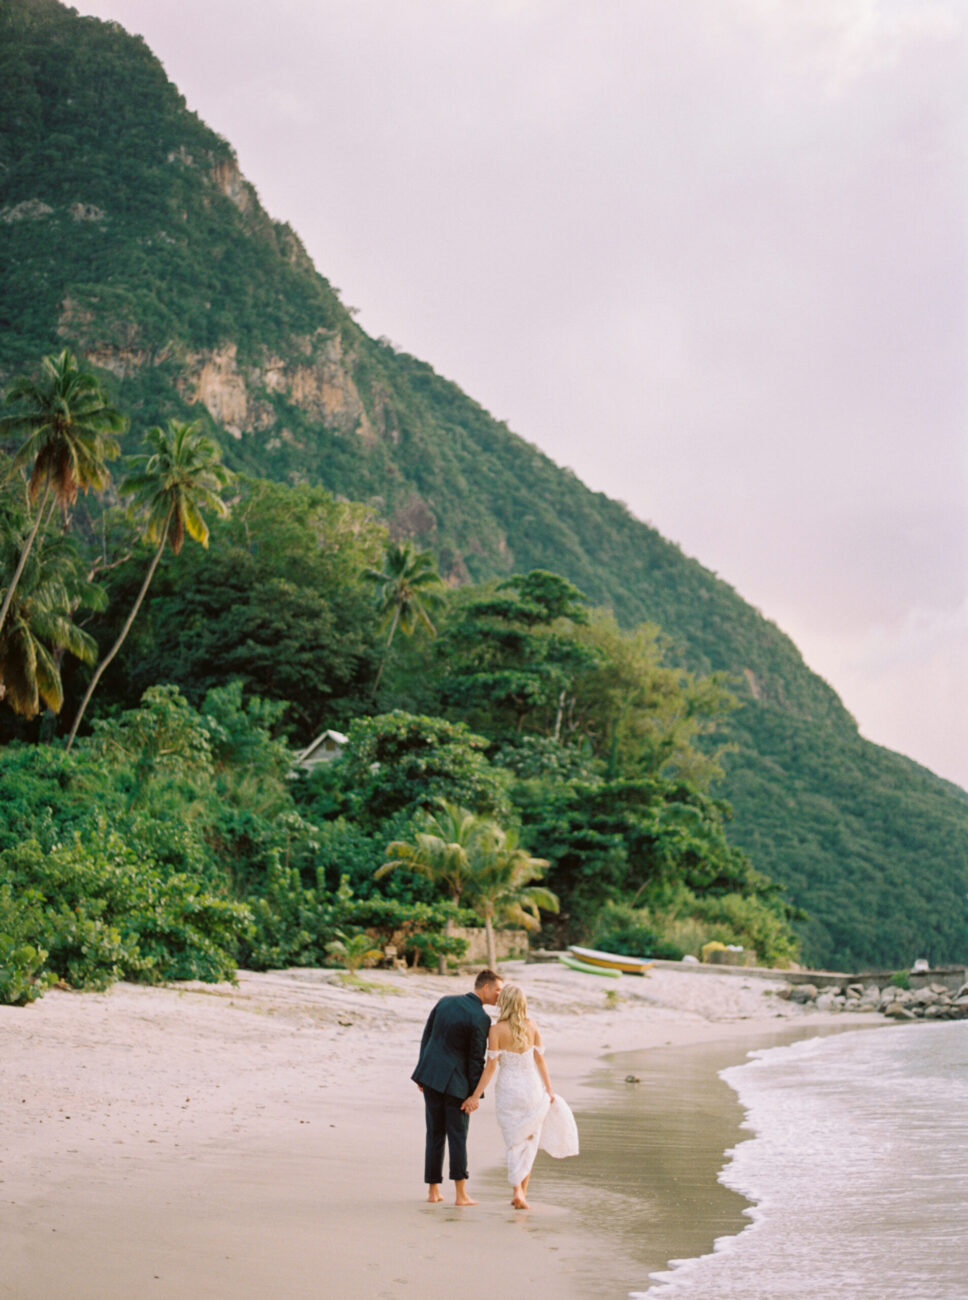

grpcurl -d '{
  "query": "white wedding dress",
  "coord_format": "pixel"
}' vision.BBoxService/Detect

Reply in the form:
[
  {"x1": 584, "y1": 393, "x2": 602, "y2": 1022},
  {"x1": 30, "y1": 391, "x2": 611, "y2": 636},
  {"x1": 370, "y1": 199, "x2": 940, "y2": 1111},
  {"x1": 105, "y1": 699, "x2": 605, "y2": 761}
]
[{"x1": 489, "y1": 1044, "x2": 579, "y2": 1186}]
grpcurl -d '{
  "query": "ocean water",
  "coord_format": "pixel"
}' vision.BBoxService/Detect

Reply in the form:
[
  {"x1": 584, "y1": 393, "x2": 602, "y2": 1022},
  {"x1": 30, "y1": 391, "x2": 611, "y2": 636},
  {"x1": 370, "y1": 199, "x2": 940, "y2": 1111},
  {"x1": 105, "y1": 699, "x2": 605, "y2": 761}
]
[{"x1": 635, "y1": 1022, "x2": 968, "y2": 1299}]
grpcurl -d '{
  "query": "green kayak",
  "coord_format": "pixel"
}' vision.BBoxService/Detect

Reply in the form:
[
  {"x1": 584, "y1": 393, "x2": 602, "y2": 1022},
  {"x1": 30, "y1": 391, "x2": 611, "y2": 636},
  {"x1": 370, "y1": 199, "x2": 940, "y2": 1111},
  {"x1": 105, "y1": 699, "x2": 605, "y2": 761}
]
[{"x1": 558, "y1": 953, "x2": 622, "y2": 978}]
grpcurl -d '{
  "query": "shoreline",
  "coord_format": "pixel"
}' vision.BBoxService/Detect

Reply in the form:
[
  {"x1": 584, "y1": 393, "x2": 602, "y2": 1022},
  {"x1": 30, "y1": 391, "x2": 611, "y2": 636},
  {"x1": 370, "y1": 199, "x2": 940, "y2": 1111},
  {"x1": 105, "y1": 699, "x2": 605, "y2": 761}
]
[
  {"x1": 0, "y1": 963, "x2": 888, "y2": 1298},
  {"x1": 565, "y1": 1020, "x2": 888, "y2": 1295},
  {"x1": 495, "y1": 1012, "x2": 886, "y2": 1296}
]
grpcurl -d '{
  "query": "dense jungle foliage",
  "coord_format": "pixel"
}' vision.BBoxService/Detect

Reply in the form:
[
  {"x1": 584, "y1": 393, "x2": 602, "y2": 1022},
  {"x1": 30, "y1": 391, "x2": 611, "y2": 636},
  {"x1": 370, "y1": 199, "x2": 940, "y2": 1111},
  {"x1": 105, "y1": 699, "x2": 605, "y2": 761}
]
[
  {"x1": 1, "y1": 0, "x2": 967, "y2": 993},
  {"x1": 0, "y1": 414, "x2": 805, "y2": 1001}
]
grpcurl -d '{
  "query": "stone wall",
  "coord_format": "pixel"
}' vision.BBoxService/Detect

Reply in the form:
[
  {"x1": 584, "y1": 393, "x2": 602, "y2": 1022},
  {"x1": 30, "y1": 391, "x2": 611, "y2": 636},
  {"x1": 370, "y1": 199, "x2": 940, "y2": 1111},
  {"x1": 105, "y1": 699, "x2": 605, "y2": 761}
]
[
  {"x1": 452, "y1": 927, "x2": 529, "y2": 964},
  {"x1": 784, "y1": 965, "x2": 968, "y2": 993}
]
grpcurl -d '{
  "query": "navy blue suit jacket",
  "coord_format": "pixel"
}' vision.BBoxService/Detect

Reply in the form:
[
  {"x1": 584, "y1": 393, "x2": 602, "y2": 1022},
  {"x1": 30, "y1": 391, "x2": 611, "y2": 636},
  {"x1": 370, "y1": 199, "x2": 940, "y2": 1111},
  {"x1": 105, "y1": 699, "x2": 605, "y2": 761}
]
[{"x1": 412, "y1": 991, "x2": 490, "y2": 1099}]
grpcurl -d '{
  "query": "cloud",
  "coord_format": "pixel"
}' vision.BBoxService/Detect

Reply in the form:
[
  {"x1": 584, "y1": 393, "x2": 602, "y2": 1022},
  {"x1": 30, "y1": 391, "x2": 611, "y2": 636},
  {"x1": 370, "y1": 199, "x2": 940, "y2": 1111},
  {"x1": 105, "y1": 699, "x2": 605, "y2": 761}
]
[
  {"x1": 852, "y1": 595, "x2": 968, "y2": 677},
  {"x1": 791, "y1": 593, "x2": 968, "y2": 783}
]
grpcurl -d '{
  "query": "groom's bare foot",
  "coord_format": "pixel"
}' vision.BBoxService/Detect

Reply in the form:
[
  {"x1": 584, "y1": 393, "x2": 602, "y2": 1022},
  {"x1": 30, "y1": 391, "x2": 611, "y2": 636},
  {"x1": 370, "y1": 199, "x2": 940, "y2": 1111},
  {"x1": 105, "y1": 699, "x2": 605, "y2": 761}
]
[
  {"x1": 454, "y1": 1179, "x2": 476, "y2": 1206},
  {"x1": 455, "y1": 1194, "x2": 477, "y2": 1206},
  {"x1": 426, "y1": 1185, "x2": 444, "y2": 1203}
]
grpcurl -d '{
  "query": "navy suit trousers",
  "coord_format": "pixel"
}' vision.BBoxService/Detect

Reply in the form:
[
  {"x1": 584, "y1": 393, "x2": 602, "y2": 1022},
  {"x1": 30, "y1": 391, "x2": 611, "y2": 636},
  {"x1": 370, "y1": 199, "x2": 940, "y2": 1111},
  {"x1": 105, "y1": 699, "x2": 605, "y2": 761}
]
[{"x1": 422, "y1": 1085, "x2": 470, "y2": 1183}]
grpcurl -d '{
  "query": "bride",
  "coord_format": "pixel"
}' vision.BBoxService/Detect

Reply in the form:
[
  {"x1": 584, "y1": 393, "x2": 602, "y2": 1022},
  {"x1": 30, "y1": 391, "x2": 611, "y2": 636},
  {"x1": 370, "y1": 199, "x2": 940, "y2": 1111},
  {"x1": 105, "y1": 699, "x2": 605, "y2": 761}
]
[{"x1": 462, "y1": 984, "x2": 579, "y2": 1208}]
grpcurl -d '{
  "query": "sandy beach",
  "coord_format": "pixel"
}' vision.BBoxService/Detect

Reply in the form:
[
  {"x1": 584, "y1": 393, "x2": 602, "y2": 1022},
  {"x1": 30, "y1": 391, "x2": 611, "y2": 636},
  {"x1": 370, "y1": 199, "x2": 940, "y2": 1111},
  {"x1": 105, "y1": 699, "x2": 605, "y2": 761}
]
[{"x1": 0, "y1": 961, "x2": 885, "y2": 1299}]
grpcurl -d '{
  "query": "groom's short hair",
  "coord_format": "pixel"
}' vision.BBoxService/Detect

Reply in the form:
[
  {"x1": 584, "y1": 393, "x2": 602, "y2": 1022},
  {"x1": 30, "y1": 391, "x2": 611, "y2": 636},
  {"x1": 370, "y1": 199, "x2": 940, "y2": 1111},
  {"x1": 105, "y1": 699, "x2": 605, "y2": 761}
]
[{"x1": 475, "y1": 969, "x2": 500, "y2": 990}]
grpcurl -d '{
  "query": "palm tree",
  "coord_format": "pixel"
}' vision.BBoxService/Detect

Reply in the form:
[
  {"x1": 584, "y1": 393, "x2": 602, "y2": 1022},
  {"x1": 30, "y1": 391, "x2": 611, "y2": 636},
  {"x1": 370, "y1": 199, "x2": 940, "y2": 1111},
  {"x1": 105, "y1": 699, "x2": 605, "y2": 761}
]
[
  {"x1": 0, "y1": 530, "x2": 104, "y2": 719},
  {"x1": 365, "y1": 541, "x2": 444, "y2": 693},
  {"x1": 65, "y1": 420, "x2": 231, "y2": 751},
  {"x1": 377, "y1": 802, "x2": 558, "y2": 970},
  {"x1": 325, "y1": 930, "x2": 384, "y2": 973},
  {"x1": 0, "y1": 350, "x2": 124, "y2": 635},
  {"x1": 377, "y1": 802, "x2": 491, "y2": 973},
  {"x1": 469, "y1": 827, "x2": 558, "y2": 969}
]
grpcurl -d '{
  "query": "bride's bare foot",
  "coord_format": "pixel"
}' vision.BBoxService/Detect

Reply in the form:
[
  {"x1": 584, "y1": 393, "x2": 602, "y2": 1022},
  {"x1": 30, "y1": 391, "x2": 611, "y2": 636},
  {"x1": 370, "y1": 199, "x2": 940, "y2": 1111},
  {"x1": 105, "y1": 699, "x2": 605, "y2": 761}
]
[{"x1": 511, "y1": 1195, "x2": 529, "y2": 1209}]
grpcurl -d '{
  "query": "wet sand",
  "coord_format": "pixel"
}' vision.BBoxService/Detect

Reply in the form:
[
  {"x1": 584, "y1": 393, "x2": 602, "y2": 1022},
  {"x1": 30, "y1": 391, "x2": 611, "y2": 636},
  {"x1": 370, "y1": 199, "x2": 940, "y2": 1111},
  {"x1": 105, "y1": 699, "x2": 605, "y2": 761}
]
[
  {"x1": 518, "y1": 1025, "x2": 868, "y2": 1295},
  {"x1": 0, "y1": 963, "x2": 885, "y2": 1299}
]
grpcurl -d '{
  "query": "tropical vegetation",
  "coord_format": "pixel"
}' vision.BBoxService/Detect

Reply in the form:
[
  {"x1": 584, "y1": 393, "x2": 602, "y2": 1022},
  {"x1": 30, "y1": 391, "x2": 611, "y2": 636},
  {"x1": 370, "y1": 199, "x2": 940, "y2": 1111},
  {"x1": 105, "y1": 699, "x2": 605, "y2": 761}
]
[
  {"x1": 0, "y1": 354, "x2": 806, "y2": 1001},
  {"x1": 1, "y1": 0, "x2": 966, "y2": 1002}
]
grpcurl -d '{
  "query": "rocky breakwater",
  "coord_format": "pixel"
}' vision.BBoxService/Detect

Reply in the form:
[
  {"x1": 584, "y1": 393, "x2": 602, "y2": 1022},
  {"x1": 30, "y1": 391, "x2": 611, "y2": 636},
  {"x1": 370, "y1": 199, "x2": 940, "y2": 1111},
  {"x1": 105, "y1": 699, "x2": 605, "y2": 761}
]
[{"x1": 780, "y1": 977, "x2": 968, "y2": 1021}]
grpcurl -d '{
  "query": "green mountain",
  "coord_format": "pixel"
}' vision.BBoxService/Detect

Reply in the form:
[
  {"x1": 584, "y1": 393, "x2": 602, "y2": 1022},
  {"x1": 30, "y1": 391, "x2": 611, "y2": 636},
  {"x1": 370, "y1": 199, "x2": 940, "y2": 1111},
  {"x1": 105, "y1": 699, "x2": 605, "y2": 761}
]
[{"x1": 2, "y1": 0, "x2": 966, "y2": 970}]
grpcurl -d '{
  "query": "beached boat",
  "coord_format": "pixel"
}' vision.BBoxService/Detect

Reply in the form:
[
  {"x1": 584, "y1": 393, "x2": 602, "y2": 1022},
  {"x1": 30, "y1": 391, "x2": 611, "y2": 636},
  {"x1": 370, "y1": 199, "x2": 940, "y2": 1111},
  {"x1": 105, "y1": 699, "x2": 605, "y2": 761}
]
[
  {"x1": 567, "y1": 945, "x2": 654, "y2": 976},
  {"x1": 558, "y1": 953, "x2": 622, "y2": 979}
]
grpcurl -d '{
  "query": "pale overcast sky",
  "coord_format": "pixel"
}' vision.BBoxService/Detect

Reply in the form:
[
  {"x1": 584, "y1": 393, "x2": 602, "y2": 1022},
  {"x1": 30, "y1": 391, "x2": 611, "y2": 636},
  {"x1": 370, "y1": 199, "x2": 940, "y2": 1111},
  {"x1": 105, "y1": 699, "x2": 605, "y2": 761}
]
[{"x1": 76, "y1": 0, "x2": 967, "y2": 789}]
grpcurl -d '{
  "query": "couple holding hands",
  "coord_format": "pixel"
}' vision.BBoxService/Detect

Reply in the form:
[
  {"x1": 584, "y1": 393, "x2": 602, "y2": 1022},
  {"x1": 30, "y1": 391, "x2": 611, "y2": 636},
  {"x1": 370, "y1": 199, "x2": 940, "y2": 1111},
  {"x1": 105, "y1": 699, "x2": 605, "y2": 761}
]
[{"x1": 413, "y1": 969, "x2": 579, "y2": 1209}]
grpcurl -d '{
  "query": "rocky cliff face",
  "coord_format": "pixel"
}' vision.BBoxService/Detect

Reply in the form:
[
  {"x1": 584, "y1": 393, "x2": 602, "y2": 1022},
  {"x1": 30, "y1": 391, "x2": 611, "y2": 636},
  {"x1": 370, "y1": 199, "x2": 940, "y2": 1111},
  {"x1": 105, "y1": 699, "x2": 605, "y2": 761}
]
[
  {"x1": 63, "y1": 325, "x2": 400, "y2": 453},
  {"x1": 173, "y1": 332, "x2": 386, "y2": 445},
  {"x1": 57, "y1": 301, "x2": 393, "y2": 454},
  {"x1": 40, "y1": 130, "x2": 402, "y2": 451}
]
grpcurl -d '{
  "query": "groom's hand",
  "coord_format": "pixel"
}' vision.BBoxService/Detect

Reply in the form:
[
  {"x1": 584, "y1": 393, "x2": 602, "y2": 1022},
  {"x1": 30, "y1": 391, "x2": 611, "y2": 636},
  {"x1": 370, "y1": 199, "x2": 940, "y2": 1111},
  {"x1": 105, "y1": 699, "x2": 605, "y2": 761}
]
[{"x1": 461, "y1": 1097, "x2": 479, "y2": 1113}]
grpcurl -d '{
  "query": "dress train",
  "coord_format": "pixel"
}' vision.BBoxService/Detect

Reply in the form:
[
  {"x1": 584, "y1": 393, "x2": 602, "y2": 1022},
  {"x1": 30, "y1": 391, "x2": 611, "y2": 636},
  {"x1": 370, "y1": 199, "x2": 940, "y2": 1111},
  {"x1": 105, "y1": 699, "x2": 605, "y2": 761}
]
[{"x1": 489, "y1": 1045, "x2": 579, "y2": 1186}]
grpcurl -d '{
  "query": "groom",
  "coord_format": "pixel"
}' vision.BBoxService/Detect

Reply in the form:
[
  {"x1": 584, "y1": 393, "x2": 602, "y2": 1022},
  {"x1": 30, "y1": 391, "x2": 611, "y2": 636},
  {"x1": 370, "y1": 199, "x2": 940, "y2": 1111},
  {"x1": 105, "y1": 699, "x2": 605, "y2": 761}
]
[{"x1": 412, "y1": 968, "x2": 503, "y2": 1205}]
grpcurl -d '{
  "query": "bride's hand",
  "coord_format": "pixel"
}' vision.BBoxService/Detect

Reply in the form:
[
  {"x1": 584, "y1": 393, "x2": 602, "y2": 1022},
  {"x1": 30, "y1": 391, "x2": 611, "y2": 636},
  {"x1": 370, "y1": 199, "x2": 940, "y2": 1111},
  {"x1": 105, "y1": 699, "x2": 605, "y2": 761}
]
[{"x1": 547, "y1": 1091, "x2": 555, "y2": 1103}]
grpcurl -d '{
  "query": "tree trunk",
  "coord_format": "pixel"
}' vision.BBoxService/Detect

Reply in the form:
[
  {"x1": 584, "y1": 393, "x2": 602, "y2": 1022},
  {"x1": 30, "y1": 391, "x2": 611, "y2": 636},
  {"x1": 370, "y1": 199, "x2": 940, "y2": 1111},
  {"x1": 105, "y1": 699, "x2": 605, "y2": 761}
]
[
  {"x1": 484, "y1": 913, "x2": 497, "y2": 970},
  {"x1": 439, "y1": 909, "x2": 452, "y2": 976},
  {"x1": 65, "y1": 517, "x2": 170, "y2": 752},
  {"x1": 0, "y1": 481, "x2": 52, "y2": 635},
  {"x1": 553, "y1": 689, "x2": 567, "y2": 742},
  {"x1": 371, "y1": 604, "x2": 401, "y2": 696}
]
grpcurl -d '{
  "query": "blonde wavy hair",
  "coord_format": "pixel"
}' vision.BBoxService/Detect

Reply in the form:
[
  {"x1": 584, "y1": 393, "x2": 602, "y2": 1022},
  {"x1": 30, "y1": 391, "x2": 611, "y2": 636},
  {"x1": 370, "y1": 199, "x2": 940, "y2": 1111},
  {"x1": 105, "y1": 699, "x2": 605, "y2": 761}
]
[{"x1": 497, "y1": 984, "x2": 530, "y2": 1050}]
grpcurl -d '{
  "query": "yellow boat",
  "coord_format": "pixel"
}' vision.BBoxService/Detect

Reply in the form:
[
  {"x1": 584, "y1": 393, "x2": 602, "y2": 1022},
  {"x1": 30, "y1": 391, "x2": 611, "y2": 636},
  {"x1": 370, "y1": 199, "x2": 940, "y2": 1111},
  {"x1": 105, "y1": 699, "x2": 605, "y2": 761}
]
[{"x1": 567, "y1": 945, "x2": 654, "y2": 976}]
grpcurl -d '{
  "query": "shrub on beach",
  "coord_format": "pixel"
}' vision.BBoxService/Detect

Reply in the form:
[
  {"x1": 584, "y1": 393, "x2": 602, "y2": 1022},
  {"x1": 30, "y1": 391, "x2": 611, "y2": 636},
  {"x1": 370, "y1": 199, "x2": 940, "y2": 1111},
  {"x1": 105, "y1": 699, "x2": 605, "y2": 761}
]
[
  {"x1": 590, "y1": 900, "x2": 685, "y2": 961},
  {"x1": 240, "y1": 863, "x2": 475, "y2": 973},
  {"x1": 324, "y1": 930, "x2": 383, "y2": 972},
  {"x1": 686, "y1": 890, "x2": 800, "y2": 968},
  {"x1": 400, "y1": 929, "x2": 470, "y2": 971},
  {"x1": 0, "y1": 835, "x2": 250, "y2": 994},
  {"x1": 589, "y1": 889, "x2": 800, "y2": 969},
  {"x1": 0, "y1": 883, "x2": 53, "y2": 1005}
]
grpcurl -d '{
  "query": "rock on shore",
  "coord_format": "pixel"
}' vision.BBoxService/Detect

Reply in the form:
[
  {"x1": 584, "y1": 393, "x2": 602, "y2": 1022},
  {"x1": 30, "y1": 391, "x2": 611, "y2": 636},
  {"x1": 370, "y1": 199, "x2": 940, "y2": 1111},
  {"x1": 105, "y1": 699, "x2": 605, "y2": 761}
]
[{"x1": 780, "y1": 979, "x2": 968, "y2": 1020}]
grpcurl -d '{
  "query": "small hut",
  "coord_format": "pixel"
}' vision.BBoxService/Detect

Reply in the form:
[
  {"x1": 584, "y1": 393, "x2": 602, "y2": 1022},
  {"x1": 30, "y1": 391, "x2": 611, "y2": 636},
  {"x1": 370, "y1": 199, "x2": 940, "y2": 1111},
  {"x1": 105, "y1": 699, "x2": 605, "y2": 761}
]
[{"x1": 295, "y1": 729, "x2": 349, "y2": 770}]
